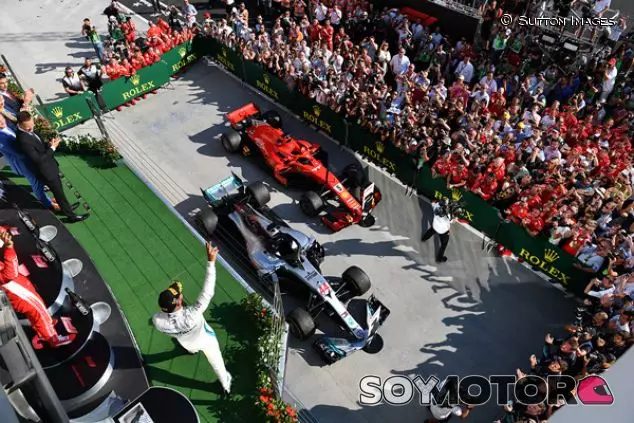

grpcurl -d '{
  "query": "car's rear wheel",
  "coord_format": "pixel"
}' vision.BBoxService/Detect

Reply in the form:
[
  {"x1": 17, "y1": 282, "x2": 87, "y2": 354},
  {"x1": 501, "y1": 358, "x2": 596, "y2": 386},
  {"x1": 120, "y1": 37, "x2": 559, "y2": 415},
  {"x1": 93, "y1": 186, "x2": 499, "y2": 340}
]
[
  {"x1": 246, "y1": 181, "x2": 270, "y2": 208},
  {"x1": 299, "y1": 191, "x2": 324, "y2": 217},
  {"x1": 342, "y1": 266, "x2": 371, "y2": 297},
  {"x1": 341, "y1": 164, "x2": 365, "y2": 188},
  {"x1": 262, "y1": 110, "x2": 282, "y2": 129},
  {"x1": 287, "y1": 307, "x2": 316, "y2": 340},
  {"x1": 197, "y1": 209, "x2": 218, "y2": 238},
  {"x1": 221, "y1": 130, "x2": 242, "y2": 153}
]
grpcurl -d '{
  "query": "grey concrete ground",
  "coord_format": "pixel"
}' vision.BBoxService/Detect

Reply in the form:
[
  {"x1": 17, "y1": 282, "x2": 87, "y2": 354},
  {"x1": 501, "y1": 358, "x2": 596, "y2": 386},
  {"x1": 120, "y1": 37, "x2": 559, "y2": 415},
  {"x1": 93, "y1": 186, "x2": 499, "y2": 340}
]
[{"x1": 0, "y1": 2, "x2": 578, "y2": 422}]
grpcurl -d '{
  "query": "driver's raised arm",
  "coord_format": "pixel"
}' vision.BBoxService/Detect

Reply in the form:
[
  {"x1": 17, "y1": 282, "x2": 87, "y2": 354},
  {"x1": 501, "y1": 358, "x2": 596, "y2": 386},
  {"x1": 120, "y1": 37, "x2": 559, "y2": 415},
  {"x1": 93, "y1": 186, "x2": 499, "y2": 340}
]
[{"x1": 189, "y1": 243, "x2": 219, "y2": 315}]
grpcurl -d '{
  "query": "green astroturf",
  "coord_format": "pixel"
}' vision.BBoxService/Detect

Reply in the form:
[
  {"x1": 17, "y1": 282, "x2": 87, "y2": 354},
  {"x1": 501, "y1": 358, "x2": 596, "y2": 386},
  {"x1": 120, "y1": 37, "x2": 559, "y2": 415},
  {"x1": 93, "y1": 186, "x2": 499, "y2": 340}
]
[{"x1": 2, "y1": 155, "x2": 261, "y2": 423}]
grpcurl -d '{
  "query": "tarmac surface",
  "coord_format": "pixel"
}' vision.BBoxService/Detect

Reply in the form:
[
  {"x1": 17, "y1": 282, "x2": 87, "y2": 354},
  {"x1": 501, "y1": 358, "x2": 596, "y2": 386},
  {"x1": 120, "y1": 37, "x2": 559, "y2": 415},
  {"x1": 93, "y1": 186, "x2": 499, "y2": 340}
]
[{"x1": 0, "y1": 1, "x2": 578, "y2": 422}]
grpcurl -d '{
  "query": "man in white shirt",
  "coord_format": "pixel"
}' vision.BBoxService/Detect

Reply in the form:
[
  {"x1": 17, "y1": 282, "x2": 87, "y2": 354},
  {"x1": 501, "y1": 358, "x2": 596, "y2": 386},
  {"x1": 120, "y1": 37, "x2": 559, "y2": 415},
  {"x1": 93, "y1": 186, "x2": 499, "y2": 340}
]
[
  {"x1": 429, "y1": 80, "x2": 447, "y2": 102},
  {"x1": 577, "y1": 245, "x2": 607, "y2": 274},
  {"x1": 314, "y1": 1, "x2": 328, "y2": 22},
  {"x1": 329, "y1": 5, "x2": 342, "y2": 27},
  {"x1": 592, "y1": 0, "x2": 612, "y2": 16},
  {"x1": 601, "y1": 58, "x2": 618, "y2": 102},
  {"x1": 153, "y1": 243, "x2": 232, "y2": 395},
  {"x1": 608, "y1": 18, "x2": 627, "y2": 45},
  {"x1": 470, "y1": 84, "x2": 490, "y2": 107},
  {"x1": 182, "y1": 0, "x2": 197, "y2": 27},
  {"x1": 421, "y1": 199, "x2": 457, "y2": 263},
  {"x1": 390, "y1": 48, "x2": 410, "y2": 75},
  {"x1": 479, "y1": 71, "x2": 498, "y2": 95},
  {"x1": 454, "y1": 57, "x2": 474, "y2": 84}
]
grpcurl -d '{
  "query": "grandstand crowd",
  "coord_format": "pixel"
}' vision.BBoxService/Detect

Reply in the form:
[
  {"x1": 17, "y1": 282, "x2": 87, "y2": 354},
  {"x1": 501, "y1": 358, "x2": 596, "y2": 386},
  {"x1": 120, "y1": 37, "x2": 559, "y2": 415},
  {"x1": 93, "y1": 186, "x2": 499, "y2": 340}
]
[
  {"x1": 7, "y1": 0, "x2": 632, "y2": 421},
  {"x1": 196, "y1": 1, "x2": 634, "y2": 421}
]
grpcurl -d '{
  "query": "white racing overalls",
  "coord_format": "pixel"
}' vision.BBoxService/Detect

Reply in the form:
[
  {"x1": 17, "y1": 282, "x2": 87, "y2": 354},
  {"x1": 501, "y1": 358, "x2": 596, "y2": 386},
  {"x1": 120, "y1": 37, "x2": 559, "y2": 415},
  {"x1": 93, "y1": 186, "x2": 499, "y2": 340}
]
[{"x1": 152, "y1": 262, "x2": 232, "y2": 393}]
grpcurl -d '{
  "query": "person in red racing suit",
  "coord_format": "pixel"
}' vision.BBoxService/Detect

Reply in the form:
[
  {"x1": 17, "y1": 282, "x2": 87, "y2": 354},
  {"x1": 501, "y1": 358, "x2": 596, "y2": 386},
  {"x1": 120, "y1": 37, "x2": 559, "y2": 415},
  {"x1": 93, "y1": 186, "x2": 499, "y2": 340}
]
[{"x1": 0, "y1": 229, "x2": 72, "y2": 348}]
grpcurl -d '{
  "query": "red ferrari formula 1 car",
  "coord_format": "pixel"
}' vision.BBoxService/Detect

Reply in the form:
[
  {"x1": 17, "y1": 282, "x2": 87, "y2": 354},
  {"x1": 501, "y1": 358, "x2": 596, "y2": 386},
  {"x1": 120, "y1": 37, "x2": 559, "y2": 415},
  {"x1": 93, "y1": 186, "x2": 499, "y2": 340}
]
[{"x1": 221, "y1": 103, "x2": 382, "y2": 232}]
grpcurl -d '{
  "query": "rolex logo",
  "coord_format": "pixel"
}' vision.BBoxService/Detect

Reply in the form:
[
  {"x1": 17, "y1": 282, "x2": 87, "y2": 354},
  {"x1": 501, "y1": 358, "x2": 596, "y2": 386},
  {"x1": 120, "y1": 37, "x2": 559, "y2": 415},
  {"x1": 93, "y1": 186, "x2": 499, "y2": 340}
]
[
  {"x1": 178, "y1": 47, "x2": 186, "y2": 58},
  {"x1": 263, "y1": 74, "x2": 270, "y2": 84},
  {"x1": 130, "y1": 74, "x2": 141, "y2": 86},
  {"x1": 313, "y1": 105, "x2": 321, "y2": 117},
  {"x1": 543, "y1": 249, "x2": 560, "y2": 263},
  {"x1": 451, "y1": 189, "x2": 462, "y2": 202},
  {"x1": 51, "y1": 107, "x2": 63, "y2": 119},
  {"x1": 221, "y1": 47, "x2": 227, "y2": 57},
  {"x1": 375, "y1": 141, "x2": 385, "y2": 153}
]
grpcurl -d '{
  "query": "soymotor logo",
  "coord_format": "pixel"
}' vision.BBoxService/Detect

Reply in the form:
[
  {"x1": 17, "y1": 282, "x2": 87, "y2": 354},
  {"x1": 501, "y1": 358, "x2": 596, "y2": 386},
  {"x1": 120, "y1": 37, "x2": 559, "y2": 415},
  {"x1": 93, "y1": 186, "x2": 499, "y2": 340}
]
[{"x1": 359, "y1": 374, "x2": 613, "y2": 407}]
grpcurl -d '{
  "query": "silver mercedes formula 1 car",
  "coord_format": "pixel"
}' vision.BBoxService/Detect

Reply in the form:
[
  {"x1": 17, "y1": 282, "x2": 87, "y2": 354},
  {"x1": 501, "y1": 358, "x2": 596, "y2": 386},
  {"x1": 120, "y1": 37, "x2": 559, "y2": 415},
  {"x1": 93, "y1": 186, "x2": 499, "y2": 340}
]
[{"x1": 195, "y1": 174, "x2": 390, "y2": 364}]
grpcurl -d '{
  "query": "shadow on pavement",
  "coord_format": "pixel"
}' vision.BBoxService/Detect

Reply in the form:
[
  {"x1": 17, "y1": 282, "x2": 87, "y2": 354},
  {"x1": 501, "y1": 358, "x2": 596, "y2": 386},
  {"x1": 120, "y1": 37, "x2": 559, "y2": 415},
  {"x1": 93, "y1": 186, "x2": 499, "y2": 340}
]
[{"x1": 302, "y1": 256, "x2": 574, "y2": 423}]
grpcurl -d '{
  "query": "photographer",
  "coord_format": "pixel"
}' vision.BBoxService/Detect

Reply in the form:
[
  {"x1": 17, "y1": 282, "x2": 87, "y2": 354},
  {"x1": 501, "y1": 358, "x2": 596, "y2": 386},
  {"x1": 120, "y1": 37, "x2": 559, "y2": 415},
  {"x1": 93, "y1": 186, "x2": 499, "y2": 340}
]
[{"x1": 421, "y1": 198, "x2": 462, "y2": 263}]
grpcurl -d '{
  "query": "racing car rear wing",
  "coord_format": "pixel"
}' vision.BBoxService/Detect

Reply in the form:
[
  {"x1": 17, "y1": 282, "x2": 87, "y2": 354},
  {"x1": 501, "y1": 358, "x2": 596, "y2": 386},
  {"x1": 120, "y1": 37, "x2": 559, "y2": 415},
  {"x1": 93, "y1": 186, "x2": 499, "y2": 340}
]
[
  {"x1": 201, "y1": 173, "x2": 244, "y2": 206},
  {"x1": 226, "y1": 103, "x2": 261, "y2": 126}
]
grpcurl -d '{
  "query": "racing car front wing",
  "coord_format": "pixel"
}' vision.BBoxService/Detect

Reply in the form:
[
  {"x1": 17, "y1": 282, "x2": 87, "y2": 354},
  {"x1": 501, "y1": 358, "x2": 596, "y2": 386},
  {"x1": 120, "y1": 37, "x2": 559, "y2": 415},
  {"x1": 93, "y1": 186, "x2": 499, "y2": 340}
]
[{"x1": 313, "y1": 295, "x2": 391, "y2": 365}]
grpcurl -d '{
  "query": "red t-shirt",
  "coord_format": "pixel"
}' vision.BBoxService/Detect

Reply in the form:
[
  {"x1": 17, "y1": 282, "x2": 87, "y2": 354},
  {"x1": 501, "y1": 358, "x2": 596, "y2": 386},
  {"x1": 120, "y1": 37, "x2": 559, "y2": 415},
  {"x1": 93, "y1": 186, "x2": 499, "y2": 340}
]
[
  {"x1": 561, "y1": 234, "x2": 588, "y2": 256},
  {"x1": 486, "y1": 162, "x2": 506, "y2": 181},
  {"x1": 147, "y1": 26, "x2": 161, "y2": 39},
  {"x1": 131, "y1": 56, "x2": 147, "y2": 70},
  {"x1": 509, "y1": 201, "x2": 529, "y2": 220},
  {"x1": 449, "y1": 167, "x2": 469, "y2": 184},
  {"x1": 309, "y1": 24, "x2": 322, "y2": 43},
  {"x1": 471, "y1": 175, "x2": 498, "y2": 201},
  {"x1": 118, "y1": 64, "x2": 133, "y2": 77},
  {"x1": 105, "y1": 64, "x2": 121, "y2": 80},
  {"x1": 157, "y1": 18, "x2": 170, "y2": 34},
  {"x1": 524, "y1": 214, "x2": 544, "y2": 234},
  {"x1": 144, "y1": 51, "x2": 159, "y2": 64},
  {"x1": 432, "y1": 158, "x2": 450, "y2": 178}
]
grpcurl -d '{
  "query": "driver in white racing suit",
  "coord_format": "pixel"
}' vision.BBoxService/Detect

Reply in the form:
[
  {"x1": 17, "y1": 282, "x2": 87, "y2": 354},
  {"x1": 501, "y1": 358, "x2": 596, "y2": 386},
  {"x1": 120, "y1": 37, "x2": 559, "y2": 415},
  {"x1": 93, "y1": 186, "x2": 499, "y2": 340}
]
[{"x1": 152, "y1": 242, "x2": 232, "y2": 395}]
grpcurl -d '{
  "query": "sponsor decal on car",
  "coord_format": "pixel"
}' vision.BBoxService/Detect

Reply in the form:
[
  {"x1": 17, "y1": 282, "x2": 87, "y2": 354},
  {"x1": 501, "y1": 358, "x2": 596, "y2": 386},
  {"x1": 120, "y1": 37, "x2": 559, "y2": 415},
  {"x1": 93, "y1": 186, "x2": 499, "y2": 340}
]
[{"x1": 318, "y1": 282, "x2": 331, "y2": 295}]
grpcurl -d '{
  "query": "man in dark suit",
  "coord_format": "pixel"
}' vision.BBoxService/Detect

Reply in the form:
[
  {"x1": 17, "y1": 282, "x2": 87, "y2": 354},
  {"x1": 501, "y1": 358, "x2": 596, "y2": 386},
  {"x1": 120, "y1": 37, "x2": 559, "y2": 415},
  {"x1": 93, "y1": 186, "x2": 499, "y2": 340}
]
[
  {"x1": 0, "y1": 114, "x2": 54, "y2": 209},
  {"x1": 15, "y1": 111, "x2": 88, "y2": 223}
]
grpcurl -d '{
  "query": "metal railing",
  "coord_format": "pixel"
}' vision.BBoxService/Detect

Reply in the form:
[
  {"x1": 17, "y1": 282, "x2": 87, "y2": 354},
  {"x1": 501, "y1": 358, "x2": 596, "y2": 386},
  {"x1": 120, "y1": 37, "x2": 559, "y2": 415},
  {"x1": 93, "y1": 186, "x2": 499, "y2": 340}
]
[
  {"x1": 269, "y1": 278, "x2": 287, "y2": 396},
  {"x1": 425, "y1": 0, "x2": 485, "y2": 19}
]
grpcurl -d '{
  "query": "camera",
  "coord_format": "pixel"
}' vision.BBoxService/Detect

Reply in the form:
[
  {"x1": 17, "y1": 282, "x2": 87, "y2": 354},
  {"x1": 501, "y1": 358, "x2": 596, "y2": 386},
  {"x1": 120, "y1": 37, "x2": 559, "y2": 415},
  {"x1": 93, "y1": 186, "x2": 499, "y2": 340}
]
[{"x1": 435, "y1": 198, "x2": 464, "y2": 219}]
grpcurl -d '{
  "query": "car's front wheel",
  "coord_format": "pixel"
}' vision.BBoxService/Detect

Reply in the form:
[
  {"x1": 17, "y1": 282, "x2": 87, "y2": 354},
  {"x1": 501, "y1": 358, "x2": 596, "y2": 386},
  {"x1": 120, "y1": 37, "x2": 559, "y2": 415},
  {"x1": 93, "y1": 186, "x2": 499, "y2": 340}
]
[
  {"x1": 196, "y1": 209, "x2": 218, "y2": 238},
  {"x1": 287, "y1": 307, "x2": 316, "y2": 340},
  {"x1": 342, "y1": 266, "x2": 371, "y2": 297},
  {"x1": 221, "y1": 129, "x2": 242, "y2": 153},
  {"x1": 299, "y1": 191, "x2": 324, "y2": 217}
]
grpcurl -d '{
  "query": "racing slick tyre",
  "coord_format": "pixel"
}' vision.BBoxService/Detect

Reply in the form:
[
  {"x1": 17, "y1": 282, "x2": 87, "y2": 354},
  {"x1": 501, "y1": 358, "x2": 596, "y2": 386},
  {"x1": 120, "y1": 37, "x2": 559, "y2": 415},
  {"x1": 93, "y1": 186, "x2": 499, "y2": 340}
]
[
  {"x1": 299, "y1": 191, "x2": 324, "y2": 217},
  {"x1": 287, "y1": 307, "x2": 316, "y2": 340},
  {"x1": 246, "y1": 181, "x2": 271, "y2": 207},
  {"x1": 221, "y1": 129, "x2": 242, "y2": 153},
  {"x1": 341, "y1": 164, "x2": 365, "y2": 188},
  {"x1": 262, "y1": 110, "x2": 283, "y2": 129},
  {"x1": 342, "y1": 266, "x2": 371, "y2": 297},
  {"x1": 197, "y1": 209, "x2": 218, "y2": 238}
]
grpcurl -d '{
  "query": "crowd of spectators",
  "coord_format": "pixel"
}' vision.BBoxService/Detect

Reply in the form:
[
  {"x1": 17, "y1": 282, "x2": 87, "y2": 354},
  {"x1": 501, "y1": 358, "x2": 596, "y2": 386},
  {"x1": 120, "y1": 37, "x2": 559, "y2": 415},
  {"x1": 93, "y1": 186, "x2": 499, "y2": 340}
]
[
  {"x1": 498, "y1": 271, "x2": 634, "y2": 422},
  {"x1": 194, "y1": 1, "x2": 634, "y2": 421},
  {"x1": 66, "y1": 1, "x2": 196, "y2": 110},
  {"x1": 201, "y1": 1, "x2": 634, "y2": 271}
]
